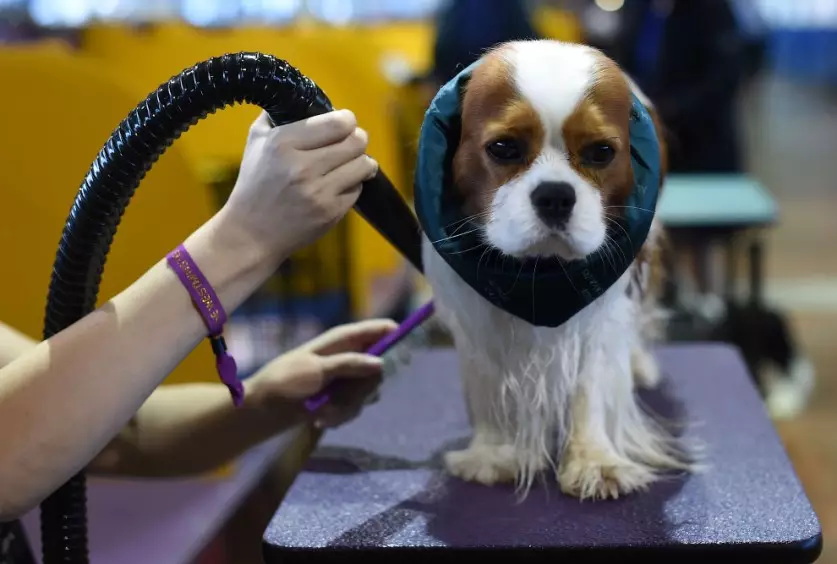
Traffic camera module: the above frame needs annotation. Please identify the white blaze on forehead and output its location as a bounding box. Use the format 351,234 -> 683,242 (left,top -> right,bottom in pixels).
504,40 -> 600,147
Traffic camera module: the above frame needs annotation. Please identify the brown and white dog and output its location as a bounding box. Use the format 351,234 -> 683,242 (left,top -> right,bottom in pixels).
422,40 -> 692,500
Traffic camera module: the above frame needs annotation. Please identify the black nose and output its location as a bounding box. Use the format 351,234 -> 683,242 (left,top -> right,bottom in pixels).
530,181 -> 576,228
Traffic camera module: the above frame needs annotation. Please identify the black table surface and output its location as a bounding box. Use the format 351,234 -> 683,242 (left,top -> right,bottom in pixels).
263,344 -> 821,563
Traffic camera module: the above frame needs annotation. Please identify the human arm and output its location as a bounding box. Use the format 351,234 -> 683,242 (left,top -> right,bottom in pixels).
0,322 -> 36,368
0,218 -> 281,520
87,319 -> 395,477
0,109 -> 378,520
0,310 -> 393,481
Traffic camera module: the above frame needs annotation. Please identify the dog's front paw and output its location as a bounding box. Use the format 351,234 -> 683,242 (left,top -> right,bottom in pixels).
444,444 -> 518,486
631,347 -> 661,389
558,450 -> 654,501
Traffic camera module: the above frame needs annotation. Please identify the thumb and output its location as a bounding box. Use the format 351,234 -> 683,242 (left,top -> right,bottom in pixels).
320,352 -> 384,381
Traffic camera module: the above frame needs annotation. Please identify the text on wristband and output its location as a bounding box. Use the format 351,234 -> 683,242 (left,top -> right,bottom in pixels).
169,248 -> 222,325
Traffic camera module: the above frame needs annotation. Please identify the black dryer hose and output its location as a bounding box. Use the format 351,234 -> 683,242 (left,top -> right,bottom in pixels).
40,51 -> 423,564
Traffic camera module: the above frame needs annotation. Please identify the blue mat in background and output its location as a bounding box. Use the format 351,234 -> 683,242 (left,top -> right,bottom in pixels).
768,28 -> 837,86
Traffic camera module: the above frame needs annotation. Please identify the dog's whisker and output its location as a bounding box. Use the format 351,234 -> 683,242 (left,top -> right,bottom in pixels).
605,205 -> 656,214
605,217 -> 634,261
597,242 -> 619,276
432,212 -> 493,245
430,227 -> 483,246
606,236 -> 629,270
593,246 -> 610,275
603,230 -> 629,269
501,259 -> 527,298
448,243 -> 488,255
445,212 -> 491,231
475,246 -> 492,276
556,257 -> 581,296
443,210 -> 492,230
607,238 -> 624,271
595,237 -> 616,272
531,257 -> 539,319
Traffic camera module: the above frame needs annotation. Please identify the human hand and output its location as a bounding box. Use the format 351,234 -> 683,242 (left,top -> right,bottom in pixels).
247,319 -> 397,426
218,110 -> 378,268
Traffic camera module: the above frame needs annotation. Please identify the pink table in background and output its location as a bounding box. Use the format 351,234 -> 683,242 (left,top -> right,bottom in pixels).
21,433 -> 295,564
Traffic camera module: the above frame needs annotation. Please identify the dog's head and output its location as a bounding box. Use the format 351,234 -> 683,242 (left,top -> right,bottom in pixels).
452,40 -> 666,262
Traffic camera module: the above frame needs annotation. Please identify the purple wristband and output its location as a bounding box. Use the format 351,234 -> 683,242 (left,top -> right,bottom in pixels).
166,244 -> 244,407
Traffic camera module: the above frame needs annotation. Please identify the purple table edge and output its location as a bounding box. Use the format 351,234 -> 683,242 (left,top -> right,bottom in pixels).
21,433 -> 294,564
263,343 -> 822,563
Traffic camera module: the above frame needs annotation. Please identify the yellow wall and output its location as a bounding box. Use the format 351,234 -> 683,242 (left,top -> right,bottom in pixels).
0,43 -> 217,386
534,5 -> 583,43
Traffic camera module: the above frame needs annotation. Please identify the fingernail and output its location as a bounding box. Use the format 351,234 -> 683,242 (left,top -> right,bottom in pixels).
365,156 -> 378,181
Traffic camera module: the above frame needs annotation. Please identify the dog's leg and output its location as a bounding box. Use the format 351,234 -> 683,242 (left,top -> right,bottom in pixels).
631,343 -> 661,389
556,335 -> 692,500
630,307 -> 663,389
558,281 -> 694,501
557,382 -> 658,500
422,243 -> 523,486
444,351 -> 522,486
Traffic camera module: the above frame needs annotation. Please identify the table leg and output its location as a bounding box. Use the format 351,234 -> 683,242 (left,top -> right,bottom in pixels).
661,235 -> 679,307
692,239 -> 714,296
725,237 -> 737,300
748,237 -> 764,306
223,475 -> 283,564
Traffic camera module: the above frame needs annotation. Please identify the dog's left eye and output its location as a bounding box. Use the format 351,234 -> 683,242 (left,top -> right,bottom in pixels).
580,142 -> 616,167
485,139 -> 524,163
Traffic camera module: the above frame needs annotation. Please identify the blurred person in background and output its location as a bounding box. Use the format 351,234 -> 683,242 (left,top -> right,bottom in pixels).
594,0 -> 749,173
728,0 -> 769,83
401,0 -> 543,169
428,0 -> 541,87
586,0 -> 812,417
404,0 -> 542,171
585,0 -> 748,306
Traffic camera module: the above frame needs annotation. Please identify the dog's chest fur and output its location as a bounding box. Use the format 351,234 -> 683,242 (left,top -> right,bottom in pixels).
422,236 -> 638,450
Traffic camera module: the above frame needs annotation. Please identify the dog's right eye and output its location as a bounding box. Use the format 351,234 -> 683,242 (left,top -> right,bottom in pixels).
485,139 -> 524,163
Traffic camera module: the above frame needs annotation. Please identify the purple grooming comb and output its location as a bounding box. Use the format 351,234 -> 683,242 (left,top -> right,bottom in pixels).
304,300 -> 435,412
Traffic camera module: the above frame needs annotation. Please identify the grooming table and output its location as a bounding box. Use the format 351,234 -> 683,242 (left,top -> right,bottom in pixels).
21,432 -> 297,564
658,174 -> 778,229
263,345 -> 821,563
657,174 -> 778,305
